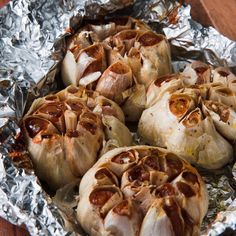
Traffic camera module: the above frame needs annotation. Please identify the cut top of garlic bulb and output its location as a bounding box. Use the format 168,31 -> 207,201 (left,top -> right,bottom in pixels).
23,85 -> 133,191
77,146 -> 208,236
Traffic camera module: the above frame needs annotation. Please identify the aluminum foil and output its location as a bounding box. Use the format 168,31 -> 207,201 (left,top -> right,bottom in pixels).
0,0 -> 236,235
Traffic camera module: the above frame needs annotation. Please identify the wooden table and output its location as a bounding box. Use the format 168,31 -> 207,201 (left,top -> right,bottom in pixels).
0,0 -> 236,235
186,0 -> 236,40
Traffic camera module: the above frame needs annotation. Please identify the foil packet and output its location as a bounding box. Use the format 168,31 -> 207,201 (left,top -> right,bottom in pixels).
0,0 -> 236,235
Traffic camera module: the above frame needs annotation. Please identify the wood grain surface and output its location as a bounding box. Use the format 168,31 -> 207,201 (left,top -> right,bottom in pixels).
0,218 -> 29,236
0,0 -> 236,235
186,0 -> 236,40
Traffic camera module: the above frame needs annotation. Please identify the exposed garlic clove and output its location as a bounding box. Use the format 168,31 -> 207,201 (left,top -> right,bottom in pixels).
106,150 -> 139,177
203,100 -> 236,141
135,31 -> 172,87
209,84 -> 236,110
34,101 -> 66,133
146,73 -> 183,108
96,61 -> 133,103
77,185 -> 123,235
212,67 -> 236,86
104,199 -> 142,236
76,43 -> 106,86
182,61 -> 211,85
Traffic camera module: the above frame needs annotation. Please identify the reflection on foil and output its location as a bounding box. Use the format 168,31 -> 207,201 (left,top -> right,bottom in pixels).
0,0 -> 236,235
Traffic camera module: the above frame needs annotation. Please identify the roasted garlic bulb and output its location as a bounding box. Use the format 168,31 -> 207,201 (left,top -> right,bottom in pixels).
77,146 -> 208,236
139,61 -> 236,169
23,85 -> 133,190
61,17 -> 171,121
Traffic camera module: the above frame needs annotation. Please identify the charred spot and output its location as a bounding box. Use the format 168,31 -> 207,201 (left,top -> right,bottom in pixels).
24,117 -> 49,138
182,171 -> 199,185
67,86 -> 79,94
38,102 -> 65,118
177,181 -> 195,197
163,199 -> 184,236
218,70 -> 230,77
66,130 -> 80,137
155,183 -> 176,198
165,153 -> 183,180
143,155 -> 159,170
111,151 -> 136,164
128,164 -> 150,182
89,188 -> 115,207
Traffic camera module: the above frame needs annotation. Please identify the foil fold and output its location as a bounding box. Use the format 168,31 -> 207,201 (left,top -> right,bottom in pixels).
0,0 -> 236,235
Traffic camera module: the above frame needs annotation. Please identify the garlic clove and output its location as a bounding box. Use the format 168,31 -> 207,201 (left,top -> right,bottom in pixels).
104,199 -> 142,236
203,100 -> 236,141
96,60 -> 133,103
182,61 -> 211,85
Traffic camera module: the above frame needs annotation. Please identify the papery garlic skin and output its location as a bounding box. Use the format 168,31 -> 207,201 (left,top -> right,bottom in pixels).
23,86 -> 132,191
77,146 -> 208,236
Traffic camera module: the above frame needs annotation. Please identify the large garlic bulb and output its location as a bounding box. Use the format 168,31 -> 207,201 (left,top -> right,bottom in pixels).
61,17 -> 171,121
23,85 -> 133,190
77,146 -> 208,236
139,62 -> 236,169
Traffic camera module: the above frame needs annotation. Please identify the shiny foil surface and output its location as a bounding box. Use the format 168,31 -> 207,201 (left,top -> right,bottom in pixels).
0,0 -> 236,235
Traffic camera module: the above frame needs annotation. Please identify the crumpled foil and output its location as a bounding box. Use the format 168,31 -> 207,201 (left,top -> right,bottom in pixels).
0,0 -> 236,235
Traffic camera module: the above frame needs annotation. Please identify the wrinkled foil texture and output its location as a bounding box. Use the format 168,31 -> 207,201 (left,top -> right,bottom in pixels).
0,0 -> 236,235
